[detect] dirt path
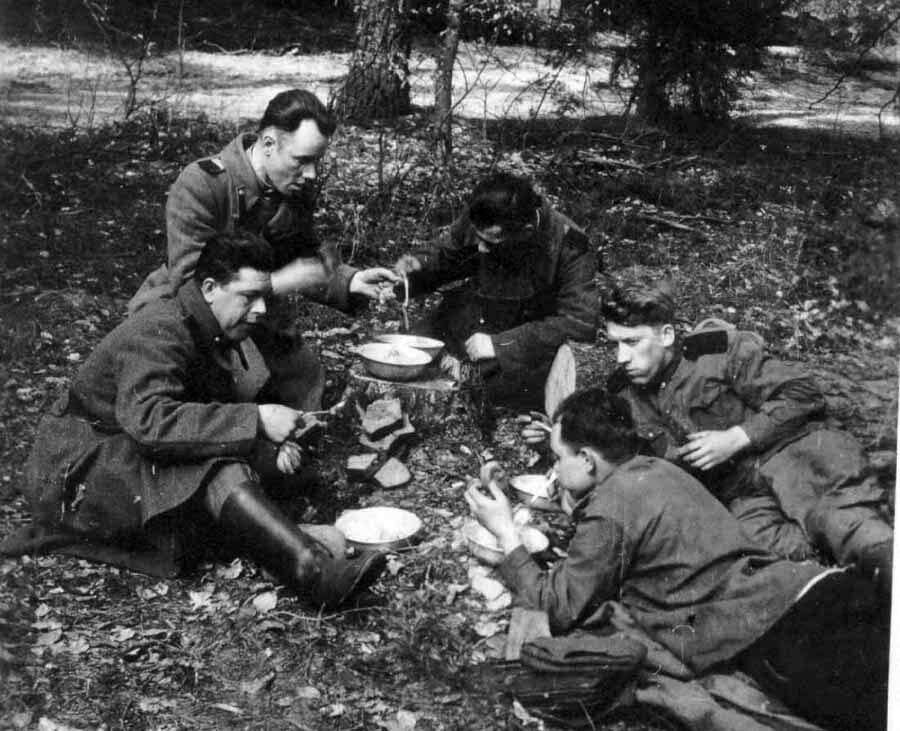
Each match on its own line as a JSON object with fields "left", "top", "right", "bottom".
{"left": 1, "top": 40, "right": 897, "bottom": 135}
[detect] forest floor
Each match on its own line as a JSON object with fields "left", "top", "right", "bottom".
{"left": 0, "top": 23, "right": 899, "bottom": 731}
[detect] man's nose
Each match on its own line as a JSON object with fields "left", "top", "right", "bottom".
{"left": 616, "top": 345, "right": 630, "bottom": 364}
{"left": 300, "top": 162, "right": 317, "bottom": 180}
{"left": 250, "top": 297, "right": 267, "bottom": 315}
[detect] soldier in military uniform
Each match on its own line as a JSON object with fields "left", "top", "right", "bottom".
{"left": 393, "top": 172, "right": 599, "bottom": 409}
{"left": 598, "top": 276, "right": 893, "bottom": 592}
{"left": 14, "top": 233, "right": 386, "bottom": 607}
{"left": 526, "top": 275, "right": 893, "bottom": 595}
{"left": 130, "top": 88, "right": 398, "bottom": 410}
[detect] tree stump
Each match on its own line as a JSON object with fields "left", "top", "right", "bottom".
{"left": 543, "top": 341, "right": 616, "bottom": 416}
{"left": 342, "top": 363, "right": 464, "bottom": 433}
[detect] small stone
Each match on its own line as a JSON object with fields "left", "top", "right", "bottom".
{"left": 361, "top": 398, "right": 404, "bottom": 440}
{"left": 346, "top": 453, "right": 379, "bottom": 481}
{"left": 372, "top": 458, "right": 412, "bottom": 490}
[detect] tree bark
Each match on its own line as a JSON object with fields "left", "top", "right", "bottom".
{"left": 337, "top": 0, "right": 411, "bottom": 123}
{"left": 433, "top": 0, "right": 463, "bottom": 164}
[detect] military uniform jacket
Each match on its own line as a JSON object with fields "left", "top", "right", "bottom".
{"left": 406, "top": 202, "right": 598, "bottom": 373}
{"left": 25, "top": 281, "right": 261, "bottom": 539}
{"left": 608, "top": 324, "right": 826, "bottom": 502}
{"left": 129, "top": 132, "right": 357, "bottom": 313}
{"left": 499, "top": 455, "right": 825, "bottom": 672}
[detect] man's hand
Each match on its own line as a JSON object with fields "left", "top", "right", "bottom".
{"left": 349, "top": 268, "right": 401, "bottom": 300}
{"left": 519, "top": 411, "right": 551, "bottom": 446}
{"left": 439, "top": 353, "right": 462, "bottom": 381}
{"left": 276, "top": 441, "right": 304, "bottom": 475}
{"left": 464, "top": 479, "right": 522, "bottom": 554}
{"left": 258, "top": 404, "right": 305, "bottom": 443}
{"left": 465, "top": 332, "right": 495, "bottom": 361}
{"left": 676, "top": 426, "right": 751, "bottom": 471}
{"left": 394, "top": 254, "right": 423, "bottom": 276}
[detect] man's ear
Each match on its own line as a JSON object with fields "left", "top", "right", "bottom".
{"left": 577, "top": 448, "right": 596, "bottom": 474}
{"left": 261, "top": 129, "right": 277, "bottom": 153}
{"left": 199, "top": 277, "right": 218, "bottom": 303}
{"left": 660, "top": 323, "right": 676, "bottom": 348}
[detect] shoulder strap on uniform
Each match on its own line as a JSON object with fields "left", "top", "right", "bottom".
{"left": 197, "top": 158, "right": 226, "bottom": 176}
{"left": 682, "top": 330, "right": 729, "bottom": 360}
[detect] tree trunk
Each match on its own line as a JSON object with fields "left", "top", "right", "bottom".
{"left": 433, "top": 0, "right": 463, "bottom": 164}
{"left": 337, "top": 0, "right": 411, "bottom": 123}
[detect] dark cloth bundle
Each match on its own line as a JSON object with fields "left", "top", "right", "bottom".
{"left": 505, "top": 631, "right": 647, "bottom": 727}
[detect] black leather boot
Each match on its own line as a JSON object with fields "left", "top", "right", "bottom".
{"left": 216, "top": 482, "right": 387, "bottom": 608}
{"left": 304, "top": 549, "right": 387, "bottom": 609}
{"left": 217, "top": 481, "right": 321, "bottom": 590}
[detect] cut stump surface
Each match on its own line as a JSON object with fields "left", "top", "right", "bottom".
{"left": 344, "top": 364, "right": 462, "bottom": 432}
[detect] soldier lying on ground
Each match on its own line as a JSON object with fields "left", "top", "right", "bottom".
{"left": 130, "top": 88, "right": 398, "bottom": 411}
{"left": 393, "top": 172, "right": 598, "bottom": 410}
{"left": 470, "top": 387, "right": 888, "bottom": 731}
{"left": 11, "top": 232, "right": 386, "bottom": 608}
{"left": 524, "top": 274, "right": 893, "bottom": 596}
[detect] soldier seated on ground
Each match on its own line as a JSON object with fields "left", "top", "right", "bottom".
{"left": 525, "top": 274, "right": 893, "bottom": 596}
{"left": 8, "top": 231, "right": 385, "bottom": 608}
{"left": 393, "top": 172, "right": 598, "bottom": 410}
{"left": 470, "top": 387, "right": 888, "bottom": 731}
{"left": 130, "top": 87, "right": 399, "bottom": 413}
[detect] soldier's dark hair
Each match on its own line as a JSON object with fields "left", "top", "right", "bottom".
{"left": 468, "top": 172, "right": 542, "bottom": 231}
{"left": 194, "top": 231, "right": 275, "bottom": 285}
{"left": 552, "top": 387, "right": 640, "bottom": 464}
{"left": 257, "top": 89, "right": 337, "bottom": 137}
{"left": 601, "top": 273, "right": 677, "bottom": 327}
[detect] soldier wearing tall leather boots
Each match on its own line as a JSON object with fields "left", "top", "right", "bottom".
{"left": 12, "top": 232, "right": 386, "bottom": 608}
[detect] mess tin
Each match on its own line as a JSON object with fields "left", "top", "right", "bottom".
{"left": 355, "top": 342, "right": 431, "bottom": 381}
{"left": 335, "top": 506, "right": 423, "bottom": 551}
{"left": 510, "top": 473, "right": 561, "bottom": 512}
{"left": 373, "top": 333, "right": 445, "bottom": 361}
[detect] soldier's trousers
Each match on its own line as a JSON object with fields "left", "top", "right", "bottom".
{"left": 728, "top": 429, "right": 893, "bottom": 565}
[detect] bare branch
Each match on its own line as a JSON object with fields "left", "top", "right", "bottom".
{"left": 810, "top": 12, "right": 900, "bottom": 108}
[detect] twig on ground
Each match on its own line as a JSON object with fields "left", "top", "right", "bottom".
{"left": 636, "top": 213, "right": 704, "bottom": 235}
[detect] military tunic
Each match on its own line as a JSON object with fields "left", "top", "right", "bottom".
{"left": 609, "top": 322, "right": 892, "bottom": 564}
{"left": 128, "top": 133, "right": 361, "bottom": 410}
{"left": 24, "top": 282, "right": 262, "bottom": 549}
{"left": 498, "top": 455, "right": 826, "bottom": 672}
{"left": 406, "top": 202, "right": 598, "bottom": 407}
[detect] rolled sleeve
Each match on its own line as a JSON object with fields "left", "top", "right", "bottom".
{"left": 498, "top": 514, "right": 625, "bottom": 635}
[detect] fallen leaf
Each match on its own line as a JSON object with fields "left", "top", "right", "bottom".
{"left": 34, "top": 603, "right": 51, "bottom": 618}
{"left": 35, "top": 629, "right": 63, "bottom": 646}
{"left": 216, "top": 559, "right": 243, "bottom": 580}
{"left": 110, "top": 627, "right": 136, "bottom": 643}
{"left": 138, "top": 697, "right": 177, "bottom": 713}
{"left": 470, "top": 575, "right": 505, "bottom": 602}
{"left": 296, "top": 685, "right": 321, "bottom": 700}
{"left": 211, "top": 703, "right": 243, "bottom": 715}
{"left": 384, "top": 709, "right": 418, "bottom": 731}
{"left": 37, "top": 718, "right": 84, "bottom": 731}
{"left": 188, "top": 590, "right": 214, "bottom": 610}
{"left": 240, "top": 670, "right": 276, "bottom": 695}
{"left": 68, "top": 637, "right": 90, "bottom": 654}
{"left": 474, "top": 620, "right": 502, "bottom": 637}
{"left": 252, "top": 590, "right": 278, "bottom": 614}
{"left": 323, "top": 703, "right": 347, "bottom": 717}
